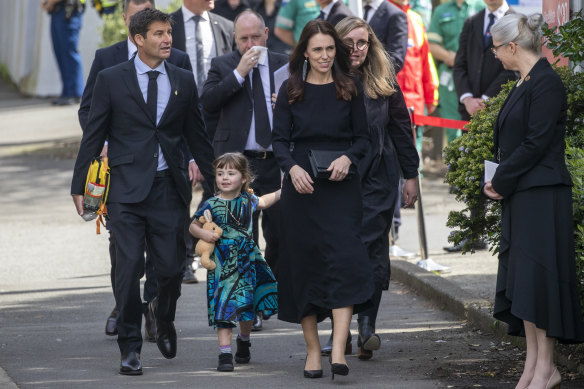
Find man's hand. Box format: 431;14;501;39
41;0;60;12
100;144;108;159
72;194;84;217
236;48;260;78
483;181;503;200
289;165;314;194
463;97;485;116
402;177;418;207
188;161;203;184
445;50;456;68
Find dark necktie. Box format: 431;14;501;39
363;5;371;21
147;70;160;124
317;10;325;20
193;15;205;94
484;13;496;48
252;68;271;149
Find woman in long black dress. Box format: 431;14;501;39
484;13;584;389
272;19;374;379
336;17;419;360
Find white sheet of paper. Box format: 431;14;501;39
484;160;499;182
273;64;289;94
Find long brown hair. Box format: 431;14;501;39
335;17;396;99
287;19;357;104
213;152;255;195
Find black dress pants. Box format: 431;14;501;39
247;155;281;277
108;175;186;354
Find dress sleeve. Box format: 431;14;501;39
194;200;212;219
345;89;370;165
272;80;298;174
249;193;259;212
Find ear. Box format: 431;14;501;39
134;33;144;48
204;209;212;223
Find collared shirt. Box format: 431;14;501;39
364;0;383;23
233;62;273;152
483;2;509;35
127;37;137;59
276;0;320;42
320;0;339;20
134;54;171;170
182;6;217;87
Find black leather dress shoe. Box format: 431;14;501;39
358;316;380;352
182;264;198;284
156;320;177;359
443;238;487;252
144;305;157;343
320;330;352;355
120;351;142;375
105;307;118;336
251;313;262;331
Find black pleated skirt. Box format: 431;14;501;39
494;185;584;343
277;142;374;324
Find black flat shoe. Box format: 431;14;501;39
120;351;142;375
331;363;349;380
303;354;323;379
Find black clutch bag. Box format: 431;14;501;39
308;149;355;181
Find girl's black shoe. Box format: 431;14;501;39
217;353;234;372
331;363;349;380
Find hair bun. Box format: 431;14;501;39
526;13;544;33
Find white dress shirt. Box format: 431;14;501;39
233;62;273;152
182;6;217;87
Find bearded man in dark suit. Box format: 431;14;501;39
71;8;215;376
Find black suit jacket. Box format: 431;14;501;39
453;9;517;120
201;50;288;156
491;58;571;198
78;40;192;130
71;58;215;206
368;1;407;73
170;9;234;56
326;1;353;26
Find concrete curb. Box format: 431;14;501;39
0;366;18;389
391;259;584;375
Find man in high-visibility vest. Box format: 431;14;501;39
42;0;86;105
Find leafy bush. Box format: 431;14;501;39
99;0;183;48
443;12;584;311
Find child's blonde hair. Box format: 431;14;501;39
213;152;255;195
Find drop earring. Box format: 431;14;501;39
302;58;308;81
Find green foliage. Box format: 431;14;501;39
444;19;584;312
98;0;183;48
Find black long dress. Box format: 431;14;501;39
272;81;374;324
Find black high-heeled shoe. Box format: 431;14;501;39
331;363;349;380
303;355;323;379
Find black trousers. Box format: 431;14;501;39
108;175;186;354
247;155;281;277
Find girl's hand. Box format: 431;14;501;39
202;230;220;243
327;155;352;181
289;165;314;194
483;181;503;200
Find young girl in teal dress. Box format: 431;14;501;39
189;152;280;372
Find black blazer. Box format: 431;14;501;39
71;58;215;206
201;50;289;156
491;58;572;198
78;40;192;130
170;9;234;56
453;9;517;120
368;1;407;73
326;1;353;26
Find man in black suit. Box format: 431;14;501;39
453;0;515;121
71;9;215;375
315;0;353;26
202;9;287;330
78;0;198;339
363;0;407;73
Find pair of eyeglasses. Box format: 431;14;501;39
491;42;509;56
342;39;370;52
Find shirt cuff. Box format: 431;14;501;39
233;69;245;84
188;159;195;164
459;93;473;103
481;94;489;101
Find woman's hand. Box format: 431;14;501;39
327;155;352;181
402;178;418;207
289;165;314;194
483;181;503;200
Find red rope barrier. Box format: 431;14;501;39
412;112;470;131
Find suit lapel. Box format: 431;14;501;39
327;2;339;21
122;58;156;126
114;41;128;63
475;11;486;49
496;81;526;134
369;3;387;31
158;62;179;127
209;14;226;55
